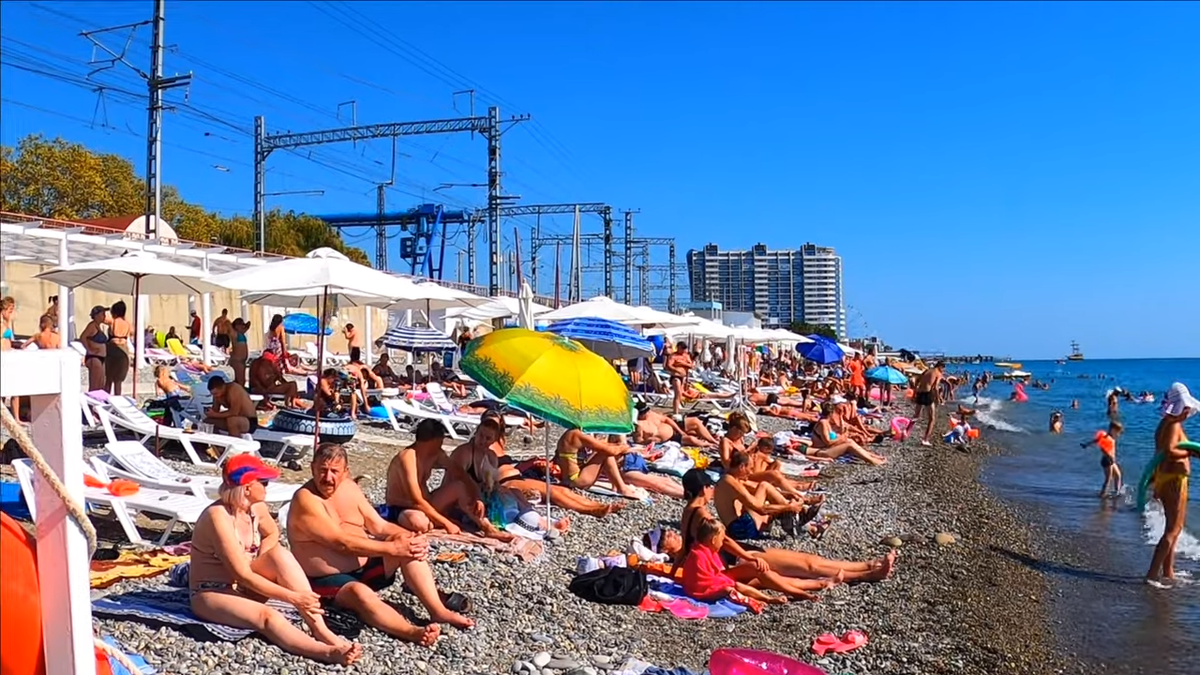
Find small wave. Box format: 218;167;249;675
975;410;1025;433
1141;502;1200;562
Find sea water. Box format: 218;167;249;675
960;358;1199;673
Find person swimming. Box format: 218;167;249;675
1049;411;1064;434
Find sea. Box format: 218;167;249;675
956;358;1200;673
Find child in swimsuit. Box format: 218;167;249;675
1080;420;1123;497
681;519;785;614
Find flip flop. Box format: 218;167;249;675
433;551;468;564
831;630;868;654
811;632;839;656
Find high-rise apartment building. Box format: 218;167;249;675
685;242;846;337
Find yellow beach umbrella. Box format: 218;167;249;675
460;328;633;433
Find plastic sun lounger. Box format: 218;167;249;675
12;457;211;547
97;396;260;466
91;441;299;503
382;398;489;440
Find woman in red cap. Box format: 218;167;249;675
190;454;362;665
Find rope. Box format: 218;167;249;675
0;404;143;674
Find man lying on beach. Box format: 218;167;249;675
205;377;259;437
385;419;513;541
912;361;946;446
287;443;474;641
716;451;821;540
632;403;718;448
451;412;624;518
605;435;686;499
555;429;643;499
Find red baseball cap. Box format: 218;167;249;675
223;454;280;486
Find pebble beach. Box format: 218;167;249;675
41;398;1094;675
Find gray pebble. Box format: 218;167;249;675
533;652;552;668
547;659;581;670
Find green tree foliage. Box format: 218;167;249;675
788;321;838;341
1;134;368;264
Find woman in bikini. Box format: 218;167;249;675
230;318;251;386
80;305;110;392
450;412;623;518
105;300;132;396
190;454;361;666
1;297;20;421
809;403;887;466
1146;383;1197;586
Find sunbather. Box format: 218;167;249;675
288;443;472;641
429;362;469;398
716;451;821;540
555;429;642;499
372;353;402;386
345;353;384;409
660;471;896;583
605;435;686;499
154;364;190;398
248;356;302;408
451;413;623;518
384;419;512;541
746;437;822;502
190;455;362;666
757;404;819;422
632;403;719;448
809;403;887;465
205;378;259;437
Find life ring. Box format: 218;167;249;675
1;511;45;675
271;408;357;445
890;417;911;440
709;648;827;675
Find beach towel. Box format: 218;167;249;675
100;636;156;675
645;576;746;619
425;531;545;562
92;589;272;641
91;549;189;590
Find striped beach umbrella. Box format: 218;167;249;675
380;324;456;353
545;317;655;361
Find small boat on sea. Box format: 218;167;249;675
995;362;1023;369
1067;341;1084;361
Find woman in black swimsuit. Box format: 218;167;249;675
106;300;132;396
80;305;109;392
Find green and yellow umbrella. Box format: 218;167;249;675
460;328;634;433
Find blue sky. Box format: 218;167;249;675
2;1;1198;359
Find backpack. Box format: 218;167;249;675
568;566;648;606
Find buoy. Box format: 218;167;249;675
709;648;827;675
1;512;46;675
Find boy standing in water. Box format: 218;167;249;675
1080;420;1123;496
1146;382;1197;587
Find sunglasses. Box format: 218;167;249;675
256;479;270;487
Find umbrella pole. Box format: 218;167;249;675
313;286;328;448
132;276;141;399
544;422;553;523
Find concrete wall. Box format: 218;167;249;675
2;260;387;355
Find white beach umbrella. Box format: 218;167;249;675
240;286;396;308
35;251;224;396
538;295;645;323
446;295;552;322
628;305;702;329
387;280;490;313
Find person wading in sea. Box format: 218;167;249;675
1146;383;1197;587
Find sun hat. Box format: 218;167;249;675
223;454;280;486
1161;382;1200;419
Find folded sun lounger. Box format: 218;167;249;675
95;395;260;466
92;441;299;503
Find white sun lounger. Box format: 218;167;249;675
91;441;300;503
96;395;260;466
12;458;210;547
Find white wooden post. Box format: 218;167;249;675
364;308;373;367
0;350;94;675
57;235;72;342
201;256;212;366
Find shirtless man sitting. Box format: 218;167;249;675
715;451;819;540
555;428;642;499
632;403;718;448
384;419;512;541
372;353;402;386
248;356;302;409
206;377;259;437
287;443;473;641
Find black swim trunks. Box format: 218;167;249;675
1100;454;1115;470
914;391;935;406
308;557;395;600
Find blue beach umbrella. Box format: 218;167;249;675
796;337;844;365
282;313;332;336
546;317;655;361
865;365;908;385
380;325;457;353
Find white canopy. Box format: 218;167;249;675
445;294;552;322
33;251;222;296
206;247;409;297
629;305;702;329
387;280;490;312
647;314;735;339
537;295;645;323
239;286;396;308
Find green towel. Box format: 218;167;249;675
1136;452;1165;511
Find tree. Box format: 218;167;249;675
788;321;838;341
1;134;368;264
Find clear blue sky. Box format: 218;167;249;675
2;1;1197;359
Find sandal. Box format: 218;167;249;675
400;585;474;613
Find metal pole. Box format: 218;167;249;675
486;106;502;296
602;208;613;298
531;217;540;295
623;210;634;304
144;0;165;238
253;116;267;252
375;184;387;270
467;214;478;286
668;241;677;313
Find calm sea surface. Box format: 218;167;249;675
958;358;1199;672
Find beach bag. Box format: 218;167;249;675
568;566;648;606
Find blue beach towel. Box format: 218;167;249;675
646;577;747;619
101;636;156;675
92;589;262;641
